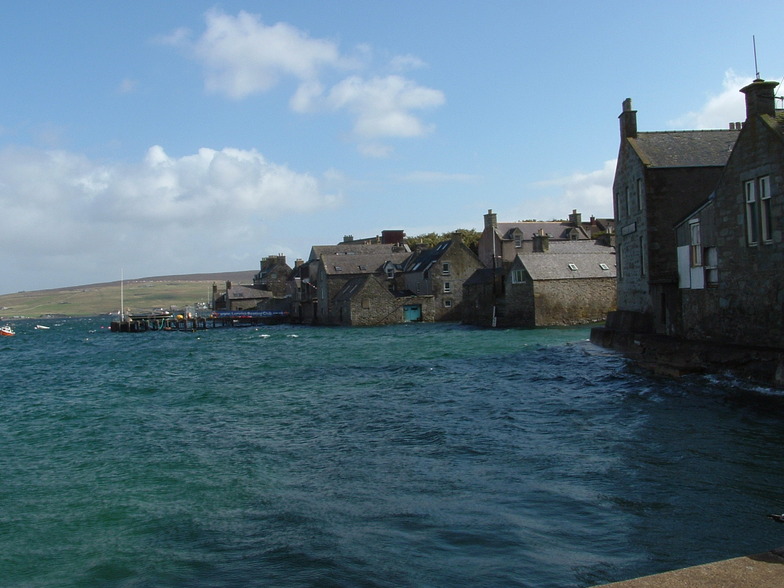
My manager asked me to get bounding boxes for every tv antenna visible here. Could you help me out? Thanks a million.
[753,35,760,79]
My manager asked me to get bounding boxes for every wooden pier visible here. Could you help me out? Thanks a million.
[110,310,289,332]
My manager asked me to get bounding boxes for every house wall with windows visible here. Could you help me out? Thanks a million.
[613,98,737,334]
[402,237,484,322]
[333,275,434,326]
[675,79,784,348]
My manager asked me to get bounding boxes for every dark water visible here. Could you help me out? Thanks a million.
[1,318,783,587]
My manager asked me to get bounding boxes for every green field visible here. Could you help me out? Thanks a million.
[0,272,256,318]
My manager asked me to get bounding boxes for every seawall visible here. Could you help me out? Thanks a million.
[591,312,784,389]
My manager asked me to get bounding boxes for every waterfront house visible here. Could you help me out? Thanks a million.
[612,98,739,334]
[332,274,434,326]
[675,78,784,349]
[401,235,485,322]
[464,237,616,327]
[289,238,410,325]
[477,209,594,269]
[252,255,292,298]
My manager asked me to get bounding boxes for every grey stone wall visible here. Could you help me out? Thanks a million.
[533,278,617,326]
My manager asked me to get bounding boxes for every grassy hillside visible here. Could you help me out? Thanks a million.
[0,271,256,318]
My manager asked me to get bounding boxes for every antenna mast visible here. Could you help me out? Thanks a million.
[753,35,760,79]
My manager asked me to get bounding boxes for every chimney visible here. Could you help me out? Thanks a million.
[569,209,582,225]
[620,98,637,139]
[740,78,779,120]
[532,228,550,252]
[484,209,498,230]
[343,235,353,243]
[294,258,304,268]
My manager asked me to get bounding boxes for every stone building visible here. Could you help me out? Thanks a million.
[252,255,292,298]
[401,236,484,321]
[288,240,410,325]
[315,250,411,325]
[464,239,616,327]
[612,98,739,334]
[332,275,434,326]
[477,209,598,269]
[675,78,783,349]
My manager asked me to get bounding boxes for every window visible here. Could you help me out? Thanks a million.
[443,282,451,293]
[689,221,702,266]
[444,299,452,308]
[760,176,772,243]
[386,268,395,279]
[636,178,643,211]
[705,247,718,286]
[640,236,646,277]
[441,262,450,275]
[568,263,578,271]
[745,179,758,245]
[511,269,524,283]
[514,234,522,248]
[599,263,610,271]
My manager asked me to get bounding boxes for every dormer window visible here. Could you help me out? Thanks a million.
[514,234,522,248]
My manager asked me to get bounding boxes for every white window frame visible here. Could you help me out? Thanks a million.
[760,176,772,244]
[443,299,452,308]
[441,262,450,275]
[745,179,758,246]
[689,220,702,267]
[511,269,524,284]
[443,281,451,293]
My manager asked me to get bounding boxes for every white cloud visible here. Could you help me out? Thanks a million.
[527,159,616,220]
[188,10,344,99]
[668,70,752,129]
[0,145,340,291]
[163,9,444,155]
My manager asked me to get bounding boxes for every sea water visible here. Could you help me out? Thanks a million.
[1,318,783,587]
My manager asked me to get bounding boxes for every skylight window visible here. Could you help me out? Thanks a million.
[568,263,578,271]
[599,263,610,270]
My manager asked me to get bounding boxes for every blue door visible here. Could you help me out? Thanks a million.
[403,304,421,322]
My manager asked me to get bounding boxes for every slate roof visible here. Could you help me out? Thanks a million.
[402,239,452,273]
[321,251,411,276]
[226,285,271,300]
[495,221,589,240]
[629,129,739,168]
[309,243,410,261]
[546,240,615,254]
[517,252,616,281]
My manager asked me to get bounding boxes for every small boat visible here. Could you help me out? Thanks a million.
[0,325,15,337]
[34,324,50,330]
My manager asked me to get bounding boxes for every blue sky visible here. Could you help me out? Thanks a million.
[1,1,781,294]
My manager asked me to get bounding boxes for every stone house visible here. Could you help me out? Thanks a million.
[477,209,593,269]
[612,98,739,334]
[212,281,271,311]
[464,239,616,327]
[675,78,783,349]
[400,236,485,321]
[332,275,434,326]
[288,241,410,324]
[315,250,412,325]
[252,255,292,298]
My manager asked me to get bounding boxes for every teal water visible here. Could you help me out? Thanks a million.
[1,318,783,587]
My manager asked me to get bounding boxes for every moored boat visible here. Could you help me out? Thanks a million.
[0,325,15,337]
[34,325,50,330]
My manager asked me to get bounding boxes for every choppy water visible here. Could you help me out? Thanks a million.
[1,318,783,587]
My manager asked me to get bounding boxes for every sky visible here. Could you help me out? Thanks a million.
[1,1,781,294]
